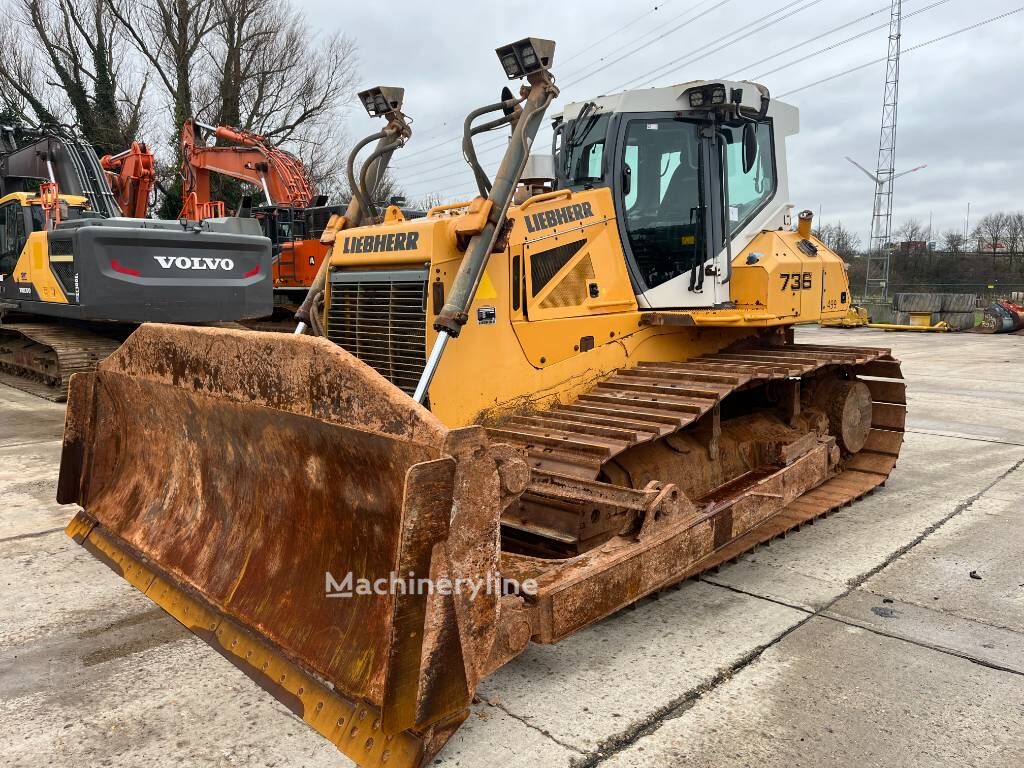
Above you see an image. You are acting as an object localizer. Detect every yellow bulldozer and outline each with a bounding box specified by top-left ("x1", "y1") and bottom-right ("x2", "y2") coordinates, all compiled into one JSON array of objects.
[{"x1": 57, "y1": 39, "x2": 905, "y2": 768}]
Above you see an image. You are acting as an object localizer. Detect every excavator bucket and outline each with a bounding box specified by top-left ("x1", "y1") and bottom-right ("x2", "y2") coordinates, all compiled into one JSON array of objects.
[{"x1": 57, "y1": 325, "x2": 513, "y2": 768}]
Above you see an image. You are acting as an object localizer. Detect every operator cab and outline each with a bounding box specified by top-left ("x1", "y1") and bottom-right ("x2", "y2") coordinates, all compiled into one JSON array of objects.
[
  {"x1": 554, "y1": 80, "x2": 797, "y2": 308},
  {"x1": 0, "y1": 193, "x2": 92, "y2": 276}
]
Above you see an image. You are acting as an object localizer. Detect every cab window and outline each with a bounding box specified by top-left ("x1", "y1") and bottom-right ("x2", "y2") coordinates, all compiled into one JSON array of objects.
[
  {"x1": 0, "y1": 202, "x2": 26, "y2": 275},
  {"x1": 561, "y1": 113, "x2": 610, "y2": 188},
  {"x1": 720, "y1": 121, "x2": 775, "y2": 233},
  {"x1": 620, "y1": 119, "x2": 705, "y2": 290}
]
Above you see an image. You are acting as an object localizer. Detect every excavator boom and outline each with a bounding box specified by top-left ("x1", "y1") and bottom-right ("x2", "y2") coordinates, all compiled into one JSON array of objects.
[{"x1": 179, "y1": 117, "x2": 316, "y2": 215}]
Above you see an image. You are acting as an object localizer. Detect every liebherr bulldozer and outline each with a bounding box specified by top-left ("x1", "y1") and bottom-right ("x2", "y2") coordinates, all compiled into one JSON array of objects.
[{"x1": 59, "y1": 39, "x2": 905, "y2": 768}]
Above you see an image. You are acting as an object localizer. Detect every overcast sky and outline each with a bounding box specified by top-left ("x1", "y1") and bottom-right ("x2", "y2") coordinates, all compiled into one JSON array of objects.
[{"x1": 304, "y1": 0, "x2": 1023, "y2": 245}]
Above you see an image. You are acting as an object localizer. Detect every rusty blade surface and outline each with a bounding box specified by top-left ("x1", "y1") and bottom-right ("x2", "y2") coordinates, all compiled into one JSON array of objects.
[{"x1": 62, "y1": 324, "x2": 451, "y2": 707}]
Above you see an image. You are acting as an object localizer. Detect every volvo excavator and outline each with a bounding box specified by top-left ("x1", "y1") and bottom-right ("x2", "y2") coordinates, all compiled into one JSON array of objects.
[
  {"x1": 59, "y1": 39, "x2": 906, "y2": 768},
  {"x1": 0, "y1": 124, "x2": 272, "y2": 399}
]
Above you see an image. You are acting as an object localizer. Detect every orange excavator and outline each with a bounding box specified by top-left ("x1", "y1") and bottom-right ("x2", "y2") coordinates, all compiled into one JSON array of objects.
[
  {"x1": 99, "y1": 142, "x2": 155, "y2": 218},
  {"x1": 178, "y1": 118, "x2": 328, "y2": 300}
]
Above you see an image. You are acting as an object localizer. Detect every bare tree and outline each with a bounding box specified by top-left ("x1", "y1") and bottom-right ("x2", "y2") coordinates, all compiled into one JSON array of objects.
[
  {"x1": 106, "y1": 0, "x2": 221, "y2": 136},
  {"x1": 896, "y1": 218, "x2": 927, "y2": 243},
  {"x1": 972, "y1": 212, "x2": 1010, "y2": 258},
  {"x1": 0, "y1": 0, "x2": 146, "y2": 153},
  {"x1": 1005, "y1": 211, "x2": 1024, "y2": 263},
  {"x1": 940, "y1": 229, "x2": 964, "y2": 254},
  {"x1": 813, "y1": 221, "x2": 861, "y2": 260},
  {"x1": 200, "y1": 0, "x2": 356, "y2": 139},
  {"x1": 196, "y1": 0, "x2": 357, "y2": 189},
  {"x1": 105, "y1": 0, "x2": 358, "y2": 213},
  {"x1": 414, "y1": 192, "x2": 445, "y2": 212}
]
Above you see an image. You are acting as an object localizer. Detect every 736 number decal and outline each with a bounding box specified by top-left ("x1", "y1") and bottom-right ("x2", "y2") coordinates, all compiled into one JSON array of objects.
[{"x1": 780, "y1": 272, "x2": 812, "y2": 290}]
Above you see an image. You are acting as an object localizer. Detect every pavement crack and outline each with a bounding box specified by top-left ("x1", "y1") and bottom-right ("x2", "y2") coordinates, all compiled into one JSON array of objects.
[
  {"x1": 578, "y1": 457, "x2": 1024, "y2": 766},
  {"x1": 699, "y1": 576, "x2": 813, "y2": 614},
  {"x1": 842, "y1": 456, "x2": 1024, "y2": 591},
  {"x1": 478, "y1": 696, "x2": 587, "y2": 755},
  {"x1": 904, "y1": 429, "x2": 1024, "y2": 447},
  {"x1": 571, "y1": 610, "x2": 820, "y2": 768},
  {"x1": 818, "y1": 611, "x2": 1024, "y2": 678},
  {"x1": 856, "y1": 587, "x2": 1024, "y2": 636},
  {"x1": 0, "y1": 525, "x2": 65, "y2": 544}
]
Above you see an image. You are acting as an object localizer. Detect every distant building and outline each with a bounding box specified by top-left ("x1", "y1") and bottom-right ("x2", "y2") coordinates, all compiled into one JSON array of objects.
[{"x1": 895, "y1": 240, "x2": 927, "y2": 255}]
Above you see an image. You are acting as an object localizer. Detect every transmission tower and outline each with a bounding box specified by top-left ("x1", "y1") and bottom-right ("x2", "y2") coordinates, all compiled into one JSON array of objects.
[{"x1": 863, "y1": 0, "x2": 904, "y2": 301}]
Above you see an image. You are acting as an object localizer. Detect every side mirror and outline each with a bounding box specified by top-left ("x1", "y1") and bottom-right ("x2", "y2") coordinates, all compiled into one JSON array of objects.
[
  {"x1": 500, "y1": 86, "x2": 516, "y2": 117},
  {"x1": 741, "y1": 122, "x2": 758, "y2": 174}
]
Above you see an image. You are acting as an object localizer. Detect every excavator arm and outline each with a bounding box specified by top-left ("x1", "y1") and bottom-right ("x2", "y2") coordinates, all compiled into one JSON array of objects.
[
  {"x1": 99, "y1": 142, "x2": 155, "y2": 218},
  {"x1": 178, "y1": 117, "x2": 315, "y2": 219}
]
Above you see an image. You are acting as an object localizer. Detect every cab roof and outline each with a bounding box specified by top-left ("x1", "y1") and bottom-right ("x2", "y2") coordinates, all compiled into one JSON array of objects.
[
  {"x1": 556, "y1": 79, "x2": 798, "y2": 136},
  {"x1": 0, "y1": 190, "x2": 90, "y2": 207}
]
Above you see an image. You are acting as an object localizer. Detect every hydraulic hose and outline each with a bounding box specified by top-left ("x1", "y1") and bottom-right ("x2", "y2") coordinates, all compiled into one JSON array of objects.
[
  {"x1": 295, "y1": 126, "x2": 405, "y2": 332},
  {"x1": 462, "y1": 96, "x2": 520, "y2": 197}
]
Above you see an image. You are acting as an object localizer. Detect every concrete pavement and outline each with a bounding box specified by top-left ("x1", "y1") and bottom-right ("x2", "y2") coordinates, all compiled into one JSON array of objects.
[{"x1": 1, "y1": 326, "x2": 1022, "y2": 767}]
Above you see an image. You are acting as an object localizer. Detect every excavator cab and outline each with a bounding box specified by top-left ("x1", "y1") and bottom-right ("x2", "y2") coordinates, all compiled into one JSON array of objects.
[{"x1": 60, "y1": 38, "x2": 905, "y2": 768}]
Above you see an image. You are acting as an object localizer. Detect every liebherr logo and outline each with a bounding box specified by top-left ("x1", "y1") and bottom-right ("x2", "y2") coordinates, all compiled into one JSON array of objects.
[{"x1": 154, "y1": 255, "x2": 235, "y2": 270}]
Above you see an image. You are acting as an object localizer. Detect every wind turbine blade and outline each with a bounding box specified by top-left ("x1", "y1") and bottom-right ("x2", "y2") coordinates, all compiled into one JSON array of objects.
[
  {"x1": 845, "y1": 156, "x2": 880, "y2": 184},
  {"x1": 892, "y1": 164, "x2": 927, "y2": 180}
]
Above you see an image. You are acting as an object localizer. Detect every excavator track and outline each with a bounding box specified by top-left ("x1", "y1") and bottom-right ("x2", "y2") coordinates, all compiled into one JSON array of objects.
[
  {"x1": 0, "y1": 323, "x2": 122, "y2": 401},
  {"x1": 491, "y1": 341, "x2": 904, "y2": 580}
]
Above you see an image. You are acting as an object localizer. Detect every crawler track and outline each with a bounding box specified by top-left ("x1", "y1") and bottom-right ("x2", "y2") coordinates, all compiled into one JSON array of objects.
[
  {"x1": 0, "y1": 323, "x2": 122, "y2": 401},
  {"x1": 490, "y1": 341, "x2": 905, "y2": 568}
]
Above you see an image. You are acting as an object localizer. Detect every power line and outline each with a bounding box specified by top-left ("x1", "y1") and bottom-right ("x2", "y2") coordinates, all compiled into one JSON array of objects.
[
  {"x1": 778, "y1": 5, "x2": 1023, "y2": 97},
  {"x1": 399, "y1": 0, "x2": 821, "y2": 179},
  {"x1": 614, "y1": 0, "x2": 827, "y2": 92},
  {"x1": 559, "y1": 0, "x2": 735, "y2": 89},
  {"x1": 393, "y1": 1, "x2": 698, "y2": 167},
  {"x1": 720, "y1": 2, "x2": 892, "y2": 78},
  {"x1": 399, "y1": 0, "x2": 817, "y2": 184},
  {"x1": 752, "y1": 0, "x2": 950, "y2": 81},
  {"x1": 557, "y1": 0, "x2": 726, "y2": 83},
  {"x1": 557, "y1": 0, "x2": 682, "y2": 70},
  {"x1": 401, "y1": 1, "x2": 1011, "y2": 199}
]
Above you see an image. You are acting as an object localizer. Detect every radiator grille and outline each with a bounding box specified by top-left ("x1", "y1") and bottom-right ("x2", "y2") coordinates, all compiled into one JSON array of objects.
[
  {"x1": 48, "y1": 235, "x2": 77, "y2": 302},
  {"x1": 531, "y1": 239, "x2": 585, "y2": 296},
  {"x1": 48, "y1": 235, "x2": 74, "y2": 257},
  {"x1": 326, "y1": 268, "x2": 428, "y2": 396}
]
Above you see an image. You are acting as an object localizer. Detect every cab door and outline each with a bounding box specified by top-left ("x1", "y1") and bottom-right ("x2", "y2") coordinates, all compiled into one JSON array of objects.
[
  {"x1": 610, "y1": 114, "x2": 726, "y2": 308},
  {"x1": 0, "y1": 200, "x2": 27, "y2": 277},
  {"x1": 610, "y1": 114, "x2": 778, "y2": 310}
]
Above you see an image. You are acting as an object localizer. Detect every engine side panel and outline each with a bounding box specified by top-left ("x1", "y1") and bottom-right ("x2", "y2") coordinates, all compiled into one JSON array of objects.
[{"x1": 322, "y1": 189, "x2": 853, "y2": 428}]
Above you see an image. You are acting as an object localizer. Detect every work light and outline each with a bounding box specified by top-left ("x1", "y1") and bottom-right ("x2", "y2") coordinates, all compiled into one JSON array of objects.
[
  {"x1": 685, "y1": 83, "x2": 729, "y2": 110},
  {"x1": 495, "y1": 38, "x2": 555, "y2": 79},
  {"x1": 358, "y1": 86, "x2": 404, "y2": 118}
]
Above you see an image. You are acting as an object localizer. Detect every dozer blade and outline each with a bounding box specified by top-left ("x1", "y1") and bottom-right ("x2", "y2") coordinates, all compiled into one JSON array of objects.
[{"x1": 58, "y1": 324, "x2": 514, "y2": 768}]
